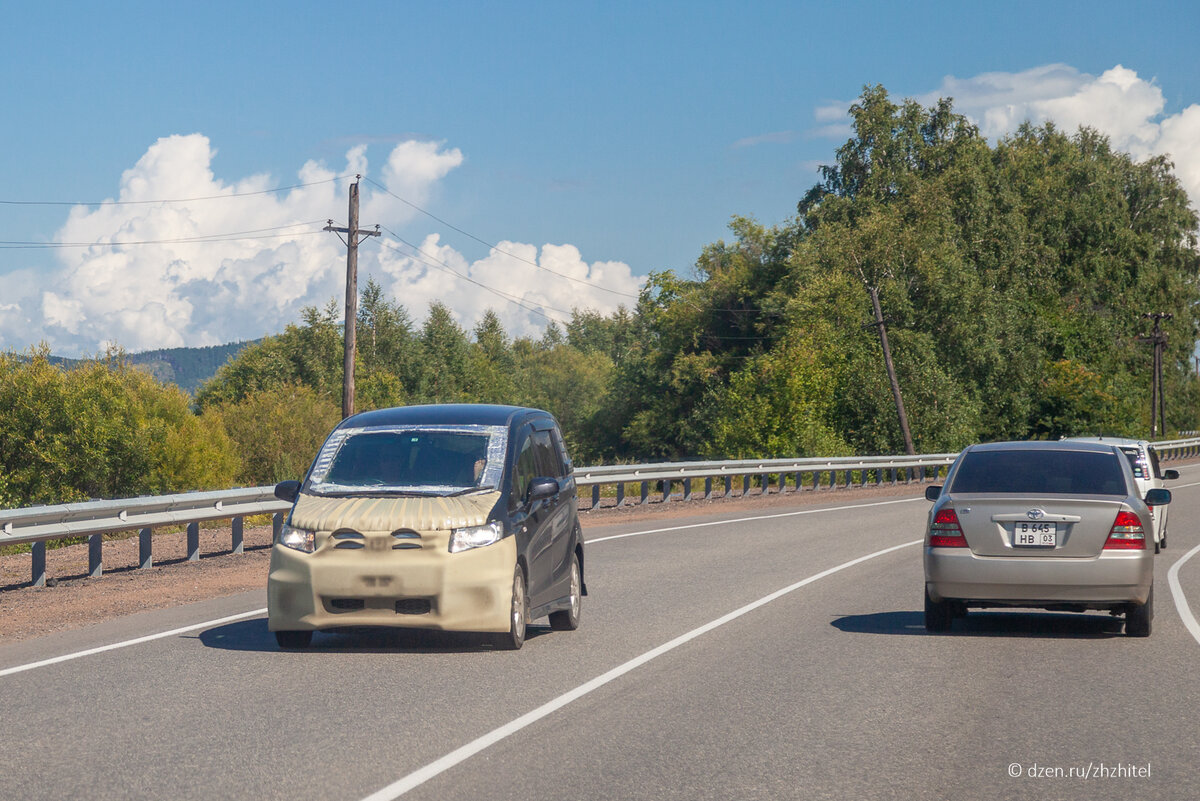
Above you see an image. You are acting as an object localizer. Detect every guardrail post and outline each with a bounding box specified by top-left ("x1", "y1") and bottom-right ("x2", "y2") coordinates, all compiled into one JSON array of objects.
[
  {"x1": 723, "y1": 476, "x2": 731, "y2": 498},
  {"x1": 232, "y1": 516, "x2": 244, "y2": 554},
  {"x1": 662, "y1": 480, "x2": 671, "y2": 503},
  {"x1": 139, "y1": 527, "x2": 153, "y2": 569},
  {"x1": 704, "y1": 477, "x2": 713, "y2": 500},
  {"x1": 741, "y1": 475, "x2": 750, "y2": 497},
  {"x1": 592, "y1": 485, "x2": 600, "y2": 509},
  {"x1": 683, "y1": 478, "x2": 692, "y2": 501},
  {"x1": 640, "y1": 481, "x2": 649, "y2": 504},
  {"x1": 88, "y1": 533, "x2": 103, "y2": 578},
  {"x1": 616, "y1": 482, "x2": 625, "y2": 507},
  {"x1": 32, "y1": 541, "x2": 46, "y2": 588},
  {"x1": 187, "y1": 522, "x2": 200, "y2": 562},
  {"x1": 759, "y1": 473, "x2": 768, "y2": 495},
  {"x1": 272, "y1": 512, "x2": 284, "y2": 541}
]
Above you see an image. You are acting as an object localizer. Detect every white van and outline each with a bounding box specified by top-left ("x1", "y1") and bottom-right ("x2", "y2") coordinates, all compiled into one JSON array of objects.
[{"x1": 1064, "y1": 437, "x2": 1179, "y2": 552}]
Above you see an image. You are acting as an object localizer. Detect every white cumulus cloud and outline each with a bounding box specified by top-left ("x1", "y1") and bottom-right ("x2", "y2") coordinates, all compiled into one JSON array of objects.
[
  {"x1": 0, "y1": 134, "x2": 640, "y2": 356},
  {"x1": 374, "y1": 234, "x2": 642, "y2": 339}
]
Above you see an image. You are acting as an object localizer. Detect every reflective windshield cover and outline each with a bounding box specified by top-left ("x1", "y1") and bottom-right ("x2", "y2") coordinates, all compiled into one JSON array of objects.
[
  {"x1": 950, "y1": 449, "x2": 1127, "y2": 495},
  {"x1": 307, "y1": 425, "x2": 508, "y2": 495}
]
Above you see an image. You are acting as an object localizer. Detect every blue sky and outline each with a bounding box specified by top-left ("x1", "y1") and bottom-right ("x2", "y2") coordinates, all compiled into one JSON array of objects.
[{"x1": 2, "y1": 0, "x2": 1199, "y2": 355}]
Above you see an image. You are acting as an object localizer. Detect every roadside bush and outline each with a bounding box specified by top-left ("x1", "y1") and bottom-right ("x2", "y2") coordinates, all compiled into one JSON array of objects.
[
  {"x1": 215, "y1": 383, "x2": 341, "y2": 486},
  {"x1": 0, "y1": 348, "x2": 240, "y2": 507}
]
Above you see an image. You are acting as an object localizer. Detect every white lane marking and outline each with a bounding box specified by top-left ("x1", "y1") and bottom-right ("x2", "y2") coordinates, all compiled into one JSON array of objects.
[
  {"x1": 586, "y1": 496, "x2": 925, "y2": 544},
  {"x1": 358, "y1": 538, "x2": 923, "y2": 801},
  {"x1": 1168, "y1": 480, "x2": 1200, "y2": 490},
  {"x1": 1168, "y1": 542, "x2": 1200, "y2": 647},
  {"x1": 0, "y1": 608, "x2": 267, "y2": 679}
]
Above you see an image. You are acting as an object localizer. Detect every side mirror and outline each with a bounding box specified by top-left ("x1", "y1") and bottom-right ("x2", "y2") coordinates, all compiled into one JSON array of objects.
[
  {"x1": 924, "y1": 485, "x2": 942, "y2": 502},
  {"x1": 1145, "y1": 488, "x2": 1172, "y2": 506},
  {"x1": 1163, "y1": 469, "x2": 1180, "y2": 481},
  {"x1": 274, "y1": 480, "x2": 301, "y2": 503},
  {"x1": 529, "y1": 477, "x2": 559, "y2": 501}
]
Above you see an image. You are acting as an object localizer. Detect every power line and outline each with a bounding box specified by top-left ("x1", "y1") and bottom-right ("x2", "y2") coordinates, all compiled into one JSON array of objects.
[
  {"x1": 0, "y1": 176, "x2": 354, "y2": 207},
  {"x1": 363, "y1": 176, "x2": 640, "y2": 300},
  {"x1": 0, "y1": 221, "x2": 330, "y2": 249}
]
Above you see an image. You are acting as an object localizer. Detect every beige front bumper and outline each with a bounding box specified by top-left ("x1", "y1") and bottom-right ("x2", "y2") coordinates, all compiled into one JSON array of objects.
[{"x1": 267, "y1": 535, "x2": 516, "y2": 633}]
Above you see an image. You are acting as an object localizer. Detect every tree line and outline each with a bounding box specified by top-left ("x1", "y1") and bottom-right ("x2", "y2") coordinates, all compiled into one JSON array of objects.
[{"x1": 2, "y1": 85, "x2": 1197, "y2": 507}]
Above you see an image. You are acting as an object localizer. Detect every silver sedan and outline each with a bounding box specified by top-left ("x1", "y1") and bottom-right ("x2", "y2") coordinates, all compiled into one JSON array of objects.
[{"x1": 923, "y1": 440, "x2": 1170, "y2": 636}]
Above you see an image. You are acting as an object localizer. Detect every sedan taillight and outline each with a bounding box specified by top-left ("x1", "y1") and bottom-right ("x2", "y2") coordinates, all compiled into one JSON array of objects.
[
  {"x1": 928, "y1": 508, "x2": 967, "y2": 548},
  {"x1": 1104, "y1": 510, "x2": 1146, "y2": 550}
]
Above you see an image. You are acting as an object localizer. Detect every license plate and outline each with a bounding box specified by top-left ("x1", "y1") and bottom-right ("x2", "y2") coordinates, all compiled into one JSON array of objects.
[{"x1": 1013, "y1": 521, "x2": 1056, "y2": 547}]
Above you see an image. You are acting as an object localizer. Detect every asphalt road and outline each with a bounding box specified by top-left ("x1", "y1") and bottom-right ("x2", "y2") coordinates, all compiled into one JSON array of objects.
[{"x1": 3, "y1": 469, "x2": 1200, "y2": 801}]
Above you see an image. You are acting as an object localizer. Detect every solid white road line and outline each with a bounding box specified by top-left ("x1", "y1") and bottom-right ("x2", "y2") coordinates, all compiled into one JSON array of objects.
[
  {"x1": 586, "y1": 496, "x2": 925, "y2": 544},
  {"x1": 1168, "y1": 542, "x2": 1200, "y2": 648},
  {"x1": 0, "y1": 608, "x2": 267, "y2": 678},
  {"x1": 358, "y1": 538, "x2": 924, "y2": 801}
]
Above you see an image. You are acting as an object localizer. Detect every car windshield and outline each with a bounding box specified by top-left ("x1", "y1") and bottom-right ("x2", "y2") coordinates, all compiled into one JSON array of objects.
[
  {"x1": 306, "y1": 424, "x2": 508, "y2": 496},
  {"x1": 950, "y1": 449, "x2": 1127, "y2": 495}
]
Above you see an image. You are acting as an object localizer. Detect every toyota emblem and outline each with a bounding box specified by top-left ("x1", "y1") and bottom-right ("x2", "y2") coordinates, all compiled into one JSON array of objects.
[{"x1": 1026, "y1": 509, "x2": 1046, "y2": 520}]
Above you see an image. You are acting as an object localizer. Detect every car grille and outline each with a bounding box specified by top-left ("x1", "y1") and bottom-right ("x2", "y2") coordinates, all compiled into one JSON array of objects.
[
  {"x1": 392, "y1": 529, "x2": 422, "y2": 550},
  {"x1": 332, "y1": 530, "x2": 365, "y2": 549}
]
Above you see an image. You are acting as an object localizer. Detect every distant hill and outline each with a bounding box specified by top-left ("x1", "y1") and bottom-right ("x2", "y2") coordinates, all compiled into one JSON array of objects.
[{"x1": 45, "y1": 341, "x2": 258, "y2": 394}]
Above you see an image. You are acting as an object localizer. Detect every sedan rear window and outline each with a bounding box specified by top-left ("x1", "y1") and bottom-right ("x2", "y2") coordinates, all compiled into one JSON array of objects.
[{"x1": 950, "y1": 450, "x2": 1127, "y2": 495}]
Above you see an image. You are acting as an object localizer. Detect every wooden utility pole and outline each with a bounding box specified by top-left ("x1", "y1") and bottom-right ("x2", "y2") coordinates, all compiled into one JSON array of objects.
[
  {"x1": 325, "y1": 175, "x2": 380, "y2": 419},
  {"x1": 1139, "y1": 312, "x2": 1172, "y2": 437},
  {"x1": 866, "y1": 286, "x2": 916, "y2": 455}
]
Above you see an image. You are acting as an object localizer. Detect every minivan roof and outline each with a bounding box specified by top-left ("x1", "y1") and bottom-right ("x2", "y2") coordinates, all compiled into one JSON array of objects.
[{"x1": 338, "y1": 404, "x2": 548, "y2": 430}]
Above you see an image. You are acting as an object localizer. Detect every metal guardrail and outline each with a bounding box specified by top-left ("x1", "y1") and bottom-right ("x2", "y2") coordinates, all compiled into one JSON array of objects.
[
  {"x1": 575, "y1": 453, "x2": 957, "y2": 508},
  {"x1": 0, "y1": 489, "x2": 292, "y2": 588},
  {"x1": 2, "y1": 438, "x2": 1197, "y2": 588}
]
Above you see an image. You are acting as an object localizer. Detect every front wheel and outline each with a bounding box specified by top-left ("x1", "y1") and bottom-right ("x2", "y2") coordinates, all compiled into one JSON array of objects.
[
  {"x1": 549, "y1": 554, "x2": 582, "y2": 631},
  {"x1": 1126, "y1": 586, "x2": 1153, "y2": 638},
  {"x1": 490, "y1": 565, "x2": 528, "y2": 650}
]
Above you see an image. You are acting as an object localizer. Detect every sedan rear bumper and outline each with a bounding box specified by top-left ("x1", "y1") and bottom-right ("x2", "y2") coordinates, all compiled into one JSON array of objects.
[{"x1": 925, "y1": 547, "x2": 1152, "y2": 607}]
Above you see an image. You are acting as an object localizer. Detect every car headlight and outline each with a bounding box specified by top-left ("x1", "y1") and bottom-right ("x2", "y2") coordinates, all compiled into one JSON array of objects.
[
  {"x1": 449, "y1": 521, "x2": 504, "y2": 553},
  {"x1": 279, "y1": 523, "x2": 316, "y2": 553}
]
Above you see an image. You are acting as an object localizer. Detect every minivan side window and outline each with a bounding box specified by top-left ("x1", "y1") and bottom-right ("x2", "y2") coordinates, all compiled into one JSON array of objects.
[
  {"x1": 1148, "y1": 448, "x2": 1163, "y2": 479},
  {"x1": 512, "y1": 434, "x2": 537, "y2": 507},
  {"x1": 532, "y1": 429, "x2": 565, "y2": 478},
  {"x1": 550, "y1": 426, "x2": 573, "y2": 474}
]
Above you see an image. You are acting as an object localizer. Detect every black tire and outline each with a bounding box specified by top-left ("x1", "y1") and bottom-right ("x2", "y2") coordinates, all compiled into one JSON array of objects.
[
  {"x1": 1126, "y1": 586, "x2": 1153, "y2": 638},
  {"x1": 549, "y1": 554, "x2": 582, "y2": 631},
  {"x1": 491, "y1": 565, "x2": 528, "y2": 650},
  {"x1": 924, "y1": 588, "x2": 953, "y2": 632},
  {"x1": 275, "y1": 630, "x2": 313, "y2": 649}
]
